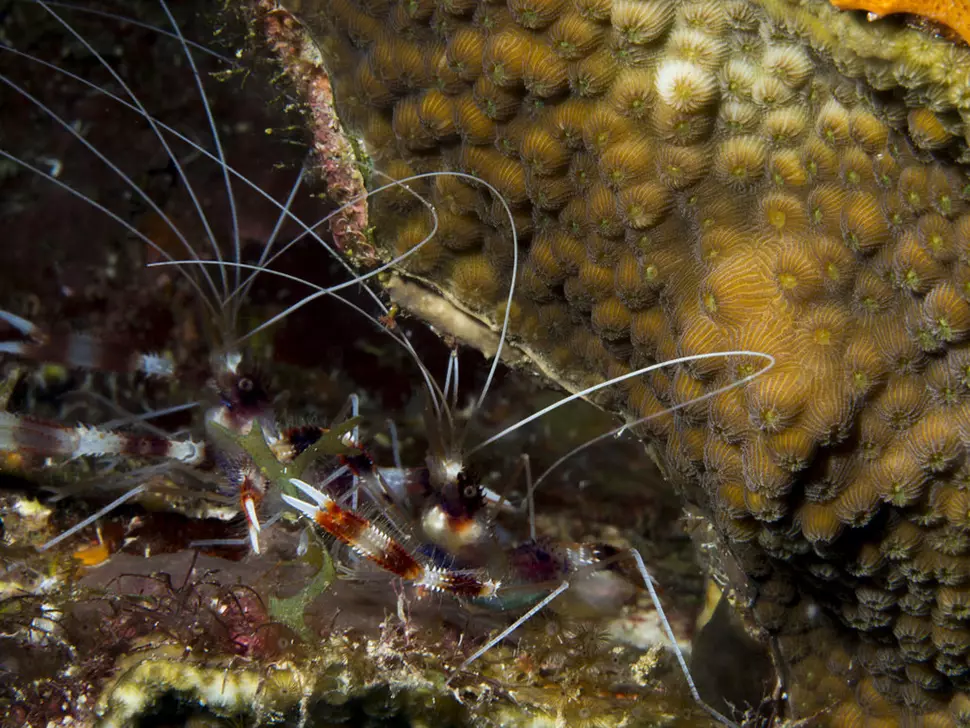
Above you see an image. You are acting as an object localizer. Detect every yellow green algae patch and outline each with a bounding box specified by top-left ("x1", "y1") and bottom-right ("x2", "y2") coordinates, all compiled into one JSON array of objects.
[
  {"x1": 98, "y1": 647, "x2": 265, "y2": 728},
  {"x1": 91, "y1": 623, "x2": 721, "y2": 727},
  {"x1": 249, "y1": 0, "x2": 970, "y2": 723}
]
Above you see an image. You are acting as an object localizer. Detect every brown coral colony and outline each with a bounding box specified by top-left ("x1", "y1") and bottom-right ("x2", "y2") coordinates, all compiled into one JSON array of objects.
[{"x1": 318, "y1": 0, "x2": 970, "y2": 722}]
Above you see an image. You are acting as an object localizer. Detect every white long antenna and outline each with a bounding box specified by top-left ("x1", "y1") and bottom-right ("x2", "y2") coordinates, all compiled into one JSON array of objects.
[
  {"x1": 39, "y1": 485, "x2": 147, "y2": 552},
  {"x1": 33, "y1": 0, "x2": 228, "y2": 305},
  {"x1": 158, "y1": 0, "x2": 240, "y2": 303},
  {"x1": 470, "y1": 352, "x2": 776, "y2": 455},
  {"x1": 522, "y1": 352, "x2": 777, "y2": 506}
]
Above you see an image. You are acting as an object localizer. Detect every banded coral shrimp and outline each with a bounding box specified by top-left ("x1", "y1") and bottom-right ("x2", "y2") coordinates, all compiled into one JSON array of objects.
[
  {"x1": 147, "y1": 107, "x2": 782, "y2": 728},
  {"x1": 0, "y1": 2, "x2": 781, "y2": 726}
]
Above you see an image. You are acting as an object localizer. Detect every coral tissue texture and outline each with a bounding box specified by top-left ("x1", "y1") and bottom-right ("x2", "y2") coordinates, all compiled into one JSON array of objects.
[{"x1": 291, "y1": 0, "x2": 970, "y2": 722}]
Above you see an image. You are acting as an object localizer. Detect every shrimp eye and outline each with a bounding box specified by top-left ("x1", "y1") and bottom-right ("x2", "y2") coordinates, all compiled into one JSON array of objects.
[
  {"x1": 238, "y1": 377, "x2": 254, "y2": 392},
  {"x1": 463, "y1": 484, "x2": 477, "y2": 499},
  {"x1": 592, "y1": 543, "x2": 620, "y2": 561}
]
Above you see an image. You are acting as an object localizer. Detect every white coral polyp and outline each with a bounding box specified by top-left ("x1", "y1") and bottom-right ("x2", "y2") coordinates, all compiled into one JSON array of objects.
[{"x1": 655, "y1": 59, "x2": 717, "y2": 113}]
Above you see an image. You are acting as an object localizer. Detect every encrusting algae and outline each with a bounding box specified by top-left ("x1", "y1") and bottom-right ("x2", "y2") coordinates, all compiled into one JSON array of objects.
[{"x1": 245, "y1": 0, "x2": 970, "y2": 723}]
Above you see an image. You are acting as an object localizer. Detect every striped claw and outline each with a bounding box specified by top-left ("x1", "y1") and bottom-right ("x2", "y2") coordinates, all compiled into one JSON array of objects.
[
  {"x1": 288, "y1": 477, "x2": 327, "y2": 504},
  {"x1": 242, "y1": 495, "x2": 262, "y2": 554},
  {"x1": 281, "y1": 492, "x2": 318, "y2": 520},
  {"x1": 0, "y1": 412, "x2": 205, "y2": 465},
  {"x1": 282, "y1": 476, "x2": 500, "y2": 600}
]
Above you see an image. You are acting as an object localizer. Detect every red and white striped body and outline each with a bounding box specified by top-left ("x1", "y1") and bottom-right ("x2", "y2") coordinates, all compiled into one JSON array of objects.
[
  {"x1": 0, "y1": 411, "x2": 205, "y2": 465},
  {"x1": 283, "y1": 477, "x2": 501, "y2": 600}
]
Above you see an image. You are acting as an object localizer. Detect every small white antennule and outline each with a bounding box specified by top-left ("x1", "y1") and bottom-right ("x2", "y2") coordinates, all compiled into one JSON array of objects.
[
  {"x1": 443, "y1": 349, "x2": 460, "y2": 411},
  {"x1": 386, "y1": 419, "x2": 403, "y2": 470}
]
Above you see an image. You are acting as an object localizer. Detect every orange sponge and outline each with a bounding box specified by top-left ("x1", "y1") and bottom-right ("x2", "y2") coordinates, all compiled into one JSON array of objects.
[{"x1": 829, "y1": 0, "x2": 970, "y2": 45}]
